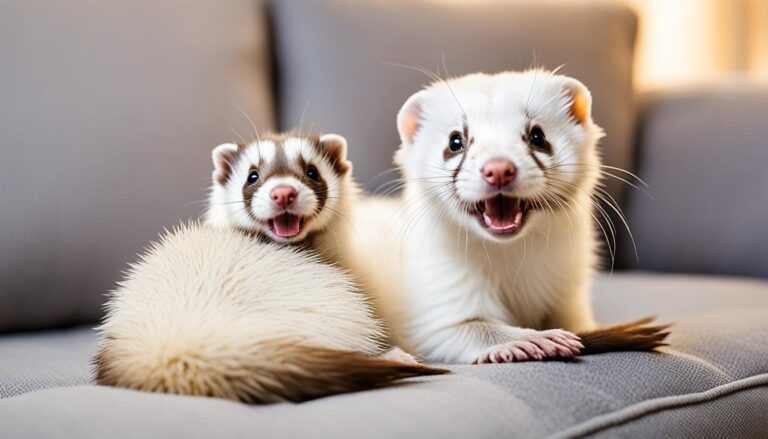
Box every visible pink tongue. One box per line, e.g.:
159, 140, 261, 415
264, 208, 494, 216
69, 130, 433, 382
272, 213, 301, 237
483, 196, 522, 231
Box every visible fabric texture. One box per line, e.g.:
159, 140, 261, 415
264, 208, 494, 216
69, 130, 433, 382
557, 376, 768, 438
592, 272, 768, 324
620, 83, 768, 278
0, 328, 96, 399
1, 273, 767, 438
0, 0, 275, 332
270, 0, 638, 202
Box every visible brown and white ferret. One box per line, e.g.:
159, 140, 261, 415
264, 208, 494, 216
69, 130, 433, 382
321, 71, 669, 364
94, 133, 445, 403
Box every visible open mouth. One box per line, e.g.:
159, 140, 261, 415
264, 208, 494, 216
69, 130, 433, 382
268, 213, 305, 238
473, 195, 531, 235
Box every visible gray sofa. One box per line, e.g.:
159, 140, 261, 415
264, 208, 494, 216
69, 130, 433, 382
1, 1, 766, 437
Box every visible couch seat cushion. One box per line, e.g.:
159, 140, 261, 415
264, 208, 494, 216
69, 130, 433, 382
1, 272, 767, 438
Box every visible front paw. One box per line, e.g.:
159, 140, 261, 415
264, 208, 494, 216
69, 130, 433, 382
474, 329, 584, 364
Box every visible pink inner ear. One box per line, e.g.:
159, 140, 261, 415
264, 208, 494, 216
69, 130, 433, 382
402, 112, 420, 144
568, 88, 589, 125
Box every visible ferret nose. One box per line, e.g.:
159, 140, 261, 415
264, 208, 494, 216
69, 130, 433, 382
270, 185, 298, 207
482, 158, 517, 188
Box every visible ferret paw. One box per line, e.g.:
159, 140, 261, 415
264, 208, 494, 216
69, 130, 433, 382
474, 329, 584, 364
379, 346, 422, 365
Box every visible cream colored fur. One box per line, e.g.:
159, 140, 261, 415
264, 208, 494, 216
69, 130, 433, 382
96, 135, 443, 403
97, 222, 386, 402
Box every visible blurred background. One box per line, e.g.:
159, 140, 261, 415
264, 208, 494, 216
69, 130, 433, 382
628, 0, 768, 88
1, 0, 766, 333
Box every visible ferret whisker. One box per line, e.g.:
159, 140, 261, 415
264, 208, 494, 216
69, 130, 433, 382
382, 60, 466, 122
544, 181, 620, 268
395, 185, 454, 252
550, 163, 649, 188
297, 100, 310, 139
541, 189, 577, 253
524, 67, 541, 112
230, 126, 247, 145
373, 176, 454, 196
230, 100, 261, 144
550, 166, 651, 197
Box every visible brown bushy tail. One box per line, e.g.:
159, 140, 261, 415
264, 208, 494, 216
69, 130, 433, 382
94, 340, 447, 404
577, 317, 671, 355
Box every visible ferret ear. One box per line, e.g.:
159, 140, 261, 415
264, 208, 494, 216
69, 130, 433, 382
562, 78, 592, 126
397, 90, 428, 145
211, 143, 240, 184
319, 133, 351, 175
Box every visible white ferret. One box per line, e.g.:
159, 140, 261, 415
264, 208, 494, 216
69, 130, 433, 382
322, 71, 668, 364
94, 133, 445, 403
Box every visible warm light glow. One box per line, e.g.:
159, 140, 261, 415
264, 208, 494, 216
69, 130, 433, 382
631, 0, 720, 88
425, 0, 767, 88
628, 0, 766, 89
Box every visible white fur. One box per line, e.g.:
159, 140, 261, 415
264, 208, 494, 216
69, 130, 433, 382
324, 71, 604, 364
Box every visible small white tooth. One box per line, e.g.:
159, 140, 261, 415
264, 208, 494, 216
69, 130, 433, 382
483, 212, 494, 227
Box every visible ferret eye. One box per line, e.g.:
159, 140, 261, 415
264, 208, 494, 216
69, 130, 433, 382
306, 165, 320, 182
246, 170, 259, 185
448, 132, 464, 152
528, 126, 547, 149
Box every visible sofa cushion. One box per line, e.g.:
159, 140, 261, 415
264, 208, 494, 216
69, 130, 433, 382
620, 83, 768, 278
271, 0, 638, 203
592, 271, 768, 324
2, 273, 767, 438
0, 327, 95, 399
0, 0, 275, 332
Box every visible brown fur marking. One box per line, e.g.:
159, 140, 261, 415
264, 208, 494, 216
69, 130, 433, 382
577, 317, 671, 355
93, 341, 448, 404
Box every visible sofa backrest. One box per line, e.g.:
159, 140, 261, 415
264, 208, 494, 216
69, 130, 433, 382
270, 0, 638, 203
1, 0, 640, 333
620, 85, 768, 278
0, 0, 275, 332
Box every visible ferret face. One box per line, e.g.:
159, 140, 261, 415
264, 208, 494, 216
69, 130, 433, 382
208, 134, 351, 244
395, 70, 602, 243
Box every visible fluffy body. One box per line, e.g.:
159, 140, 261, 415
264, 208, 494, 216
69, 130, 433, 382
321, 71, 667, 364
96, 134, 443, 403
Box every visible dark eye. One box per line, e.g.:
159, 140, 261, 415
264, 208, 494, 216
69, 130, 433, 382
246, 170, 259, 185
306, 165, 320, 182
448, 132, 464, 153
528, 126, 547, 149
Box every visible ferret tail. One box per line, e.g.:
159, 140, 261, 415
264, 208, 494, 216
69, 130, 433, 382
576, 317, 671, 355
94, 336, 447, 404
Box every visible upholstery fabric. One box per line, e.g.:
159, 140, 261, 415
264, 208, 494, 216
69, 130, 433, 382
1, 273, 767, 438
270, 0, 638, 201
0, 328, 95, 399
620, 84, 768, 278
0, 0, 275, 332
592, 271, 768, 323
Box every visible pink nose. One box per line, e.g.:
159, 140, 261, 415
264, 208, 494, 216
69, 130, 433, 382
482, 158, 517, 188
270, 185, 297, 207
